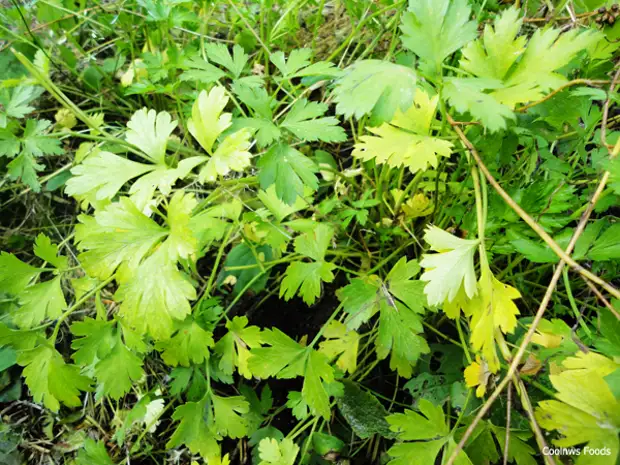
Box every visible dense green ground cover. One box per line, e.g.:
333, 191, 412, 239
1, 0, 620, 464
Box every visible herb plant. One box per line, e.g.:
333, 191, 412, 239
1, 0, 620, 464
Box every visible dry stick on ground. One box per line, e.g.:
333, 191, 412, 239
446, 114, 620, 300
503, 383, 512, 465
444, 97, 620, 464
516, 79, 610, 112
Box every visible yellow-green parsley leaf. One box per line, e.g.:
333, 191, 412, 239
400, 0, 478, 73
333, 60, 417, 125
258, 437, 299, 465
115, 246, 196, 340
18, 344, 91, 412
447, 6, 602, 130
214, 316, 262, 378
419, 225, 479, 307
257, 143, 319, 205
127, 156, 205, 212
467, 265, 521, 373
387, 399, 472, 465
13, 277, 66, 328
198, 128, 252, 183
0, 252, 40, 295
270, 48, 340, 79
65, 149, 154, 201
318, 321, 359, 374
163, 190, 198, 261
536, 353, 620, 465
76, 438, 115, 465
188, 86, 232, 154
212, 394, 250, 438
75, 197, 168, 279
125, 108, 177, 165
33, 233, 68, 270
353, 89, 452, 174
156, 317, 214, 367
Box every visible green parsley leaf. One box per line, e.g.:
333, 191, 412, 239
18, 344, 91, 412
76, 438, 115, 465
257, 143, 319, 205
333, 60, 417, 125
13, 277, 66, 328
0, 252, 40, 295
33, 233, 68, 270
280, 99, 346, 143
94, 333, 144, 400
156, 317, 214, 367
214, 316, 262, 378
400, 0, 477, 72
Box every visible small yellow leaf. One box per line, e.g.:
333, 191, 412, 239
467, 265, 521, 372
464, 357, 490, 397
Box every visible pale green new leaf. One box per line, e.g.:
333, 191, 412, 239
18, 344, 91, 412
535, 353, 620, 465
188, 86, 232, 153
319, 321, 359, 373
400, 0, 477, 71
125, 108, 177, 164
65, 150, 155, 201
333, 60, 417, 124
293, 224, 334, 261
75, 197, 167, 279
115, 246, 196, 340
198, 129, 252, 182
419, 226, 479, 306
13, 277, 66, 328
258, 437, 299, 465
